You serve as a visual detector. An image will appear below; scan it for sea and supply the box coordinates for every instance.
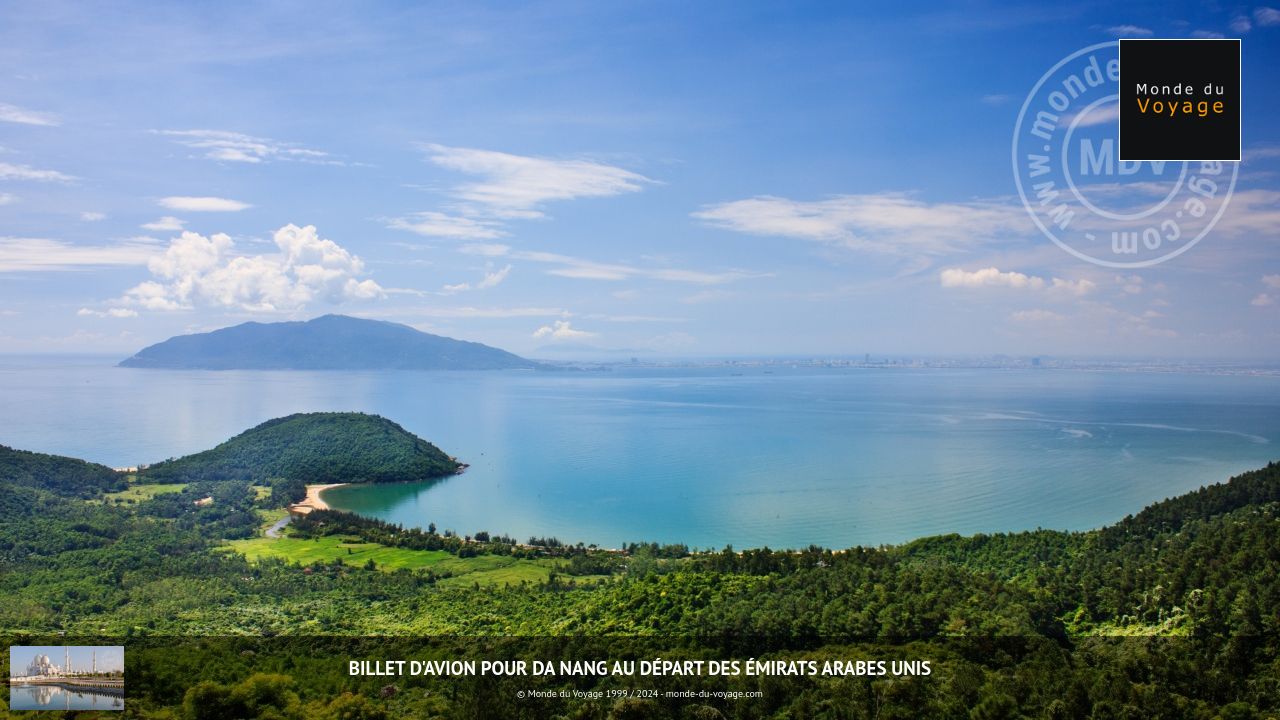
[1,355,1277,550]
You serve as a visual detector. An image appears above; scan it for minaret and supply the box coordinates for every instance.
[65,647,70,677]
[93,649,97,674]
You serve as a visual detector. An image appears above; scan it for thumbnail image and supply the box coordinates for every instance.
[8,646,124,711]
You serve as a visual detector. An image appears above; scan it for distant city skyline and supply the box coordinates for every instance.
[1,1,1278,359]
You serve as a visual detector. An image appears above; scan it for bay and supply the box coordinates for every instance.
[1,355,1276,549]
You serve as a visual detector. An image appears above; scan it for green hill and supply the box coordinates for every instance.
[0,444,124,498]
[139,412,462,487]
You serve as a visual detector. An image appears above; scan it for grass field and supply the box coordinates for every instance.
[223,534,575,586]
[99,482,187,504]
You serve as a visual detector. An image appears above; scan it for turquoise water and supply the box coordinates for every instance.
[1,356,1277,549]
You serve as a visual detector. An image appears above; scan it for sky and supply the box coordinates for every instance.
[0,1,1278,360]
[10,646,124,675]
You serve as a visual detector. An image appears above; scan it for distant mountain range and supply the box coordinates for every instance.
[118,314,543,370]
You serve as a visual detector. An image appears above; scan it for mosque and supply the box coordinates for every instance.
[24,654,62,677]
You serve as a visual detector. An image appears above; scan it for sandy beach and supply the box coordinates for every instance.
[288,483,347,514]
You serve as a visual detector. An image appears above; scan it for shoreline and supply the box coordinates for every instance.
[287,483,348,515]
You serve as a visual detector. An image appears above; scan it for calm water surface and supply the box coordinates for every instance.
[1,355,1277,549]
[8,683,124,711]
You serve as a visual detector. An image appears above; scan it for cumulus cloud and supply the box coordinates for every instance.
[939,267,1095,295]
[0,237,160,271]
[1262,274,1280,289]
[1251,293,1274,307]
[158,196,251,212]
[0,102,59,126]
[80,212,106,222]
[156,129,336,164]
[115,224,383,312]
[694,192,1024,255]
[0,162,75,182]
[1230,15,1252,33]
[533,320,595,340]
[142,216,186,232]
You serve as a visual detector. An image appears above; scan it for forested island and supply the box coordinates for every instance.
[117,314,543,371]
[1,416,1277,719]
[138,412,463,505]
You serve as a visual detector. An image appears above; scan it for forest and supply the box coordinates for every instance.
[0,418,1277,719]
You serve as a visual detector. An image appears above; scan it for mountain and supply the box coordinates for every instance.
[118,314,542,370]
[139,412,462,485]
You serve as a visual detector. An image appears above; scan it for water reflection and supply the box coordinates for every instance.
[8,683,124,711]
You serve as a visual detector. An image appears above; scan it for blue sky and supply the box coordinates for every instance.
[10,646,124,675]
[1,1,1278,359]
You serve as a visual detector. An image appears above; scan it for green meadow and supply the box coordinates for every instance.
[224,534,577,586]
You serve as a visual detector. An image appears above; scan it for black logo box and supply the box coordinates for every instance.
[1119,38,1241,162]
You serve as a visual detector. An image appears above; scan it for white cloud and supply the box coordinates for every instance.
[80,212,106,222]
[512,249,765,285]
[0,162,75,182]
[1208,190,1280,236]
[1065,101,1119,128]
[1251,293,1274,307]
[981,94,1010,105]
[1244,144,1280,161]
[0,103,59,126]
[418,143,653,219]
[440,264,513,294]
[1105,24,1154,36]
[477,264,511,289]
[1263,274,1280,289]
[1190,30,1225,38]
[940,267,1095,295]
[386,211,505,239]
[1119,274,1144,295]
[77,307,138,318]
[1010,309,1066,323]
[115,224,383,312]
[1230,15,1252,33]
[1254,7,1280,26]
[142,216,186,231]
[158,196,251,212]
[0,237,160,271]
[694,192,1023,254]
[0,193,15,205]
[940,267,1036,289]
[156,129,336,164]
[533,319,595,340]
[459,243,511,257]
[1050,277,1096,296]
